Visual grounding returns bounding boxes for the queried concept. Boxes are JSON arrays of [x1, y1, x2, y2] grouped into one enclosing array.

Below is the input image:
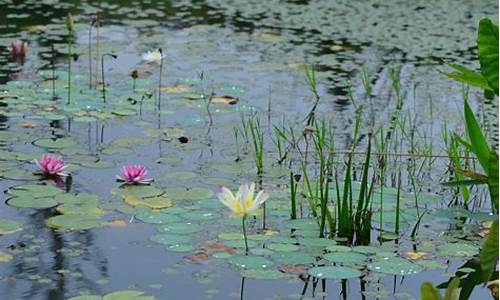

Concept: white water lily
[[142, 49, 163, 64], [217, 183, 268, 216]]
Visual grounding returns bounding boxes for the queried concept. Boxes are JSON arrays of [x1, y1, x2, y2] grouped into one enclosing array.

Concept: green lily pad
[[34, 137, 77, 148], [228, 255, 273, 269], [56, 202, 102, 216], [7, 184, 62, 198], [323, 252, 366, 265], [103, 290, 155, 300], [0, 218, 23, 235], [308, 266, 361, 279], [150, 233, 191, 245], [241, 269, 285, 279], [270, 251, 315, 265], [55, 193, 100, 204], [267, 243, 300, 252], [46, 215, 103, 230], [135, 211, 181, 224], [368, 257, 423, 275], [436, 243, 479, 257], [122, 194, 172, 210], [112, 186, 165, 198], [7, 196, 58, 209], [67, 296, 102, 300], [157, 222, 201, 234]]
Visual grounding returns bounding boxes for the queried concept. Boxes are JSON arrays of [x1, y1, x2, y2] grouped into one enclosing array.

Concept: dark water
[[0, 0, 497, 299]]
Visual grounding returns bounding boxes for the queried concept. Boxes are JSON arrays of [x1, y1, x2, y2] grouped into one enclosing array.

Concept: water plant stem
[[67, 30, 72, 104], [94, 13, 100, 89], [101, 53, 117, 103], [290, 172, 297, 219], [51, 44, 56, 100], [157, 48, 163, 111], [242, 214, 249, 254], [88, 17, 93, 89]]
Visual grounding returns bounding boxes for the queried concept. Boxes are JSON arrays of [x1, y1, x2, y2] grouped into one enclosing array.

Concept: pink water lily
[[34, 154, 68, 177], [117, 165, 153, 185], [10, 40, 28, 57]]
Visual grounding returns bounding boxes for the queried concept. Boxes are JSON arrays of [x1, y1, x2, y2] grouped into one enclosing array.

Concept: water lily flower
[[117, 165, 153, 185], [142, 49, 163, 64], [217, 183, 268, 254], [217, 183, 268, 217], [34, 154, 68, 177], [10, 40, 28, 57]]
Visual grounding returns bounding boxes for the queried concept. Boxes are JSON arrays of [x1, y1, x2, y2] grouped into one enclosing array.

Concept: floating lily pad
[[6, 196, 58, 209], [7, 184, 62, 198], [368, 257, 423, 275], [122, 194, 172, 209], [34, 137, 77, 149], [103, 290, 155, 300], [55, 193, 99, 204], [46, 215, 103, 230], [308, 266, 361, 279], [242, 269, 284, 279], [270, 251, 315, 265], [56, 202, 102, 216], [267, 243, 299, 252], [228, 255, 273, 269], [112, 186, 165, 198], [323, 252, 366, 265], [135, 211, 181, 224], [436, 243, 479, 257], [157, 222, 201, 234], [67, 296, 101, 300], [0, 218, 23, 235], [150, 233, 191, 245]]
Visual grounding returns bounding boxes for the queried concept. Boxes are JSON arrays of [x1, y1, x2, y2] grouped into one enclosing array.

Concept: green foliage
[[421, 277, 460, 300], [477, 18, 499, 95], [443, 18, 498, 95], [442, 64, 493, 92], [480, 219, 499, 282], [442, 17, 499, 286], [463, 100, 491, 174]]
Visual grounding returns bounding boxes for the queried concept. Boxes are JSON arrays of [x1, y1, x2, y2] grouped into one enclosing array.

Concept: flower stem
[[242, 214, 249, 255]]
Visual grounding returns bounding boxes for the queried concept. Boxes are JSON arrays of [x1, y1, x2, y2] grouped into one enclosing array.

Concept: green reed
[[66, 13, 74, 104], [248, 116, 264, 176], [303, 65, 320, 126], [289, 172, 298, 219]]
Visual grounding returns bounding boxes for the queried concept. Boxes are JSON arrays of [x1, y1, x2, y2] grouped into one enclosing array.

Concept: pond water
[[0, 0, 498, 299]]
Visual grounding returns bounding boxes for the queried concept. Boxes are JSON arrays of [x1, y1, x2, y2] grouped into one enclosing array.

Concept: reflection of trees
[[3, 207, 108, 299]]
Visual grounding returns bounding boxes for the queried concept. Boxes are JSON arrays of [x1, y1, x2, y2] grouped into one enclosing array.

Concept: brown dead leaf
[[262, 228, 280, 236], [203, 242, 236, 255], [487, 280, 499, 300], [184, 252, 209, 263], [402, 251, 432, 260], [477, 221, 493, 238], [211, 95, 238, 105], [161, 85, 190, 93], [42, 106, 55, 112], [279, 264, 309, 275], [107, 219, 127, 227], [18, 121, 38, 128]]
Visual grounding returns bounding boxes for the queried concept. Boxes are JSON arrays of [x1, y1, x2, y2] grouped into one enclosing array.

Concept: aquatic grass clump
[[247, 116, 264, 176], [117, 165, 153, 185], [34, 154, 68, 177], [217, 183, 268, 254]]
